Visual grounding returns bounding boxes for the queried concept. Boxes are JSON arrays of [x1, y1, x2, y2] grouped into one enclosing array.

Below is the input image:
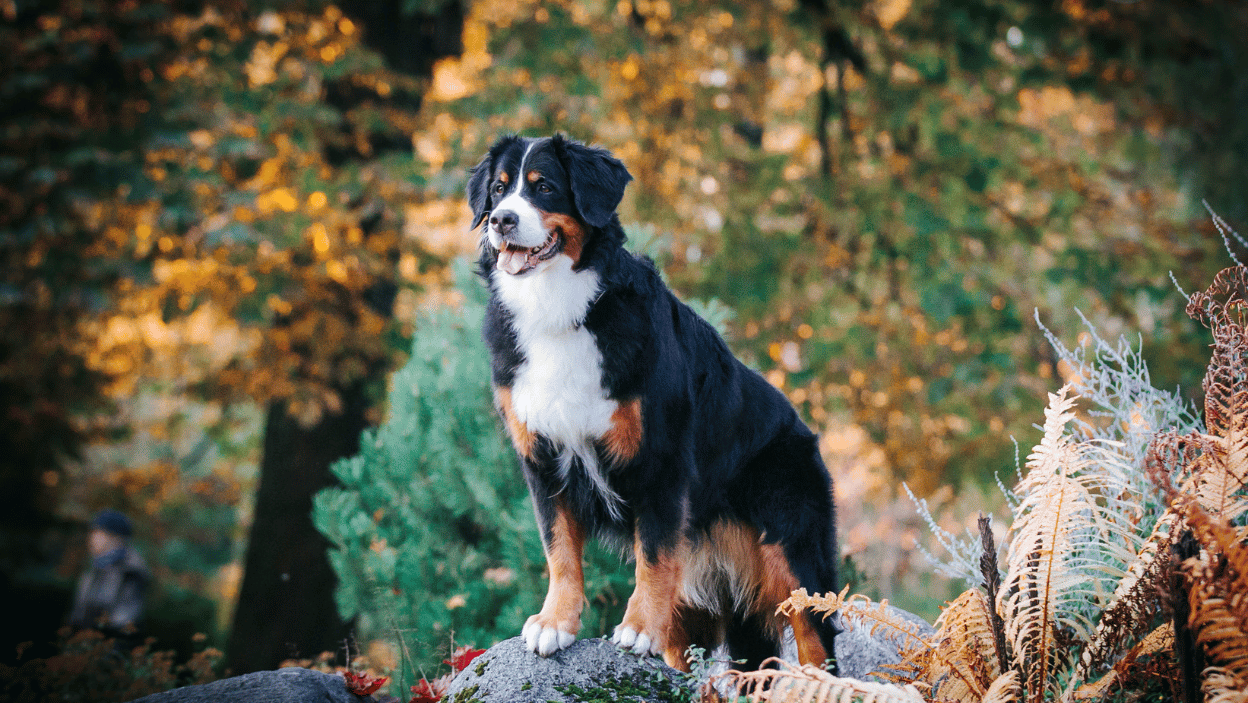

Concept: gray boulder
[[442, 636, 693, 703], [127, 667, 374, 703], [443, 604, 935, 702], [834, 601, 935, 682]]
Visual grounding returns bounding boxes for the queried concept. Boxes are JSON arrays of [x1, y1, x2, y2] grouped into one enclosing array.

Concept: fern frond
[[1174, 429, 1248, 531], [1204, 669, 1248, 703], [1001, 386, 1146, 700], [978, 515, 1010, 676], [981, 671, 1021, 703], [780, 586, 848, 622], [1181, 507, 1248, 630], [1073, 509, 1176, 683], [1184, 264, 1248, 332], [1184, 265, 1248, 522], [714, 658, 927, 703], [927, 589, 1000, 699], [1072, 623, 1174, 701], [781, 588, 932, 659], [1034, 307, 1202, 479], [1173, 499, 1248, 689]]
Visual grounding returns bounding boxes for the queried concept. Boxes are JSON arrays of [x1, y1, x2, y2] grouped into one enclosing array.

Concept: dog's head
[[468, 134, 632, 276]]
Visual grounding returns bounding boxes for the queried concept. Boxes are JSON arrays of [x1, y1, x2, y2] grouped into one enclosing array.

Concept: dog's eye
[[493, 182, 505, 195], [536, 183, 552, 194]]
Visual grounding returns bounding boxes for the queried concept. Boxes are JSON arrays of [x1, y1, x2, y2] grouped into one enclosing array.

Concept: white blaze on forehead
[[488, 139, 547, 249], [517, 139, 537, 179]]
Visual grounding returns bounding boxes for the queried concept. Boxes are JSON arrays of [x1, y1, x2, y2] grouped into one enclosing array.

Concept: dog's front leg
[[612, 525, 684, 660], [523, 497, 585, 656]]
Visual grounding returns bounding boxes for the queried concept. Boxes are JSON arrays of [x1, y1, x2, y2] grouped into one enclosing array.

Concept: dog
[[468, 134, 839, 672]]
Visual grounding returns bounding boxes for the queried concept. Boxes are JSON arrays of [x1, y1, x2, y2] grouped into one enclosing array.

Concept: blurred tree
[[0, 0, 150, 559], [0, 0, 180, 660], [1, 0, 463, 670], [127, 1, 461, 672]]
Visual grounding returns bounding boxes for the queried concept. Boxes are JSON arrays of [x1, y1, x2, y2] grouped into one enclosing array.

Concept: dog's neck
[[491, 253, 602, 338]]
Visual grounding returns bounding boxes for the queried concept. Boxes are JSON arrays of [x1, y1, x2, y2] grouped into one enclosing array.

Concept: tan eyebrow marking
[[499, 171, 510, 183], [527, 170, 541, 183]]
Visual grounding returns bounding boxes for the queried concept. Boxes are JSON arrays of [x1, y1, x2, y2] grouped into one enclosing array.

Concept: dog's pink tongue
[[497, 249, 529, 275]]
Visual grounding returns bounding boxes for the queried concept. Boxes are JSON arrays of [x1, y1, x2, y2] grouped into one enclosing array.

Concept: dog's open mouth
[[496, 231, 561, 275]]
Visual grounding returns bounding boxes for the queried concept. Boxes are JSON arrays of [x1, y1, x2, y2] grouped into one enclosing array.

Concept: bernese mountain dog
[[468, 134, 839, 672]]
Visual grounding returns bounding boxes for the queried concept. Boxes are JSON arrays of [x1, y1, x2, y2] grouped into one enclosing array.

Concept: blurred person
[[68, 509, 150, 637]]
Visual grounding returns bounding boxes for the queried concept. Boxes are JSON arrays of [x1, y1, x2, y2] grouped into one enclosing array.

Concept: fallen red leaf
[[409, 677, 443, 703], [443, 644, 486, 672], [343, 670, 388, 696]]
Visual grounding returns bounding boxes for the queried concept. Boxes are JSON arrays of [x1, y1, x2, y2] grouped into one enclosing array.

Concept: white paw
[[611, 626, 658, 656], [522, 619, 576, 656]]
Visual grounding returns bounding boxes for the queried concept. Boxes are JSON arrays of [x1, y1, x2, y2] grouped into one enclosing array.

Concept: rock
[[441, 636, 693, 703], [443, 603, 934, 702], [834, 601, 935, 682], [126, 667, 374, 703]]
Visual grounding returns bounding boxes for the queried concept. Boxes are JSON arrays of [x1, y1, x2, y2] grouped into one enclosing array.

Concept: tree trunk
[[224, 0, 463, 674], [225, 387, 370, 673]]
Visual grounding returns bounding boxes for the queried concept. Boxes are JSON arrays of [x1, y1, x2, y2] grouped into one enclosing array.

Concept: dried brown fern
[[1071, 509, 1174, 684], [1139, 266, 1248, 700], [926, 589, 1000, 700], [977, 515, 1010, 677], [1184, 265, 1248, 523], [980, 672, 1021, 703], [1175, 499, 1248, 695], [713, 657, 927, 703], [1202, 671, 1248, 703], [1073, 623, 1175, 700], [781, 588, 933, 669], [1000, 387, 1109, 700], [781, 588, 1002, 700], [1185, 264, 1248, 332], [1141, 264, 1248, 701]]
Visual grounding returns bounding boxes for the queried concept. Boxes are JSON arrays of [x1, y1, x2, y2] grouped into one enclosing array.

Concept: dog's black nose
[[490, 210, 519, 235]]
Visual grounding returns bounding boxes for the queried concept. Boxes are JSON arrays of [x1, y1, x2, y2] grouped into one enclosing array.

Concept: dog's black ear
[[556, 135, 632, 229], [467, 150, 494, 230]]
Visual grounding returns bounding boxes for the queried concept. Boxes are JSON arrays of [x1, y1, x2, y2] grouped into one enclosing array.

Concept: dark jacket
[[69, 546, 150, 633]]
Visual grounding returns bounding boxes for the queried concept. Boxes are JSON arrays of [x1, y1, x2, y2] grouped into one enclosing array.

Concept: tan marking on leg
[[617, 532, 685, 656], [540, 212, 586, 267], [665, 605, 723, 672], [601, 398, 643, 466], [525, 499, 585, 651], [756, 543, 828, 666], [493, 386, 535, 461], [791, 607, 829, 666]]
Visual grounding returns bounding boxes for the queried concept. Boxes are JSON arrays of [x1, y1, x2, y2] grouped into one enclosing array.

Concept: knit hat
[[91, 509, 133, 538]]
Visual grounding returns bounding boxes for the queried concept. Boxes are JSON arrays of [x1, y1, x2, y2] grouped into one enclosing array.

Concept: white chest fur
[[493, 256, 623, 515]]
